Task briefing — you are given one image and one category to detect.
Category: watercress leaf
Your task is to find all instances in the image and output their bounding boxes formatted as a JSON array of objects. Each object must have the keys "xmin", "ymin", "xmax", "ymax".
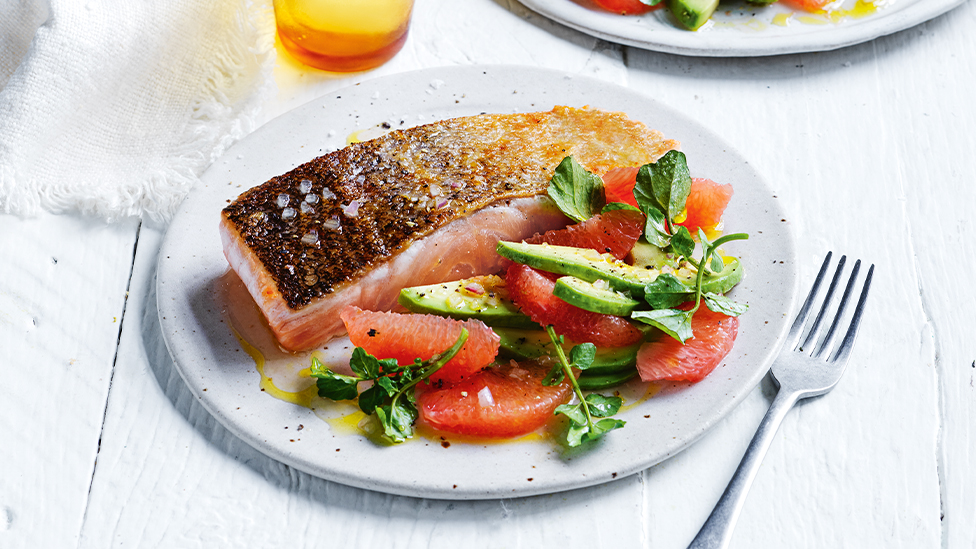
[
  {"xmin": 348, "ymin": 347, "xmax": 396, "ymax": 379},
  {"xmin": 582, "ymin": 418, "xmax": 627, "ymax": 442},
  {"xmin": 710, "ymin": 255, "xmax": 725, "ymax": 273},
  {"xmin": 309, "ymin": 357, "xmax": 330, "ymax": 378},
  {"xmin": 642, "ymin": 207, "xmax": 671, "ymax": 248},
  {"xmin": 631, "ymin": 308, "xmax": 695, "ymax": 343},
  {"xmin": 555, "ymin": 403, "xmax": 586, "ymax": 425},
  {"xmin": 670, "ymin": 225, "xmax": 696, "ymax": 259},
  {"xmin": 314, "ymin": 370, "xmax": 361, "ymax": 401},
  {"xmin": 374, "ymin": 376, "xmax": 399, "ymax": 396},
  {"xmin": 637, "ymin": 150, "xmax": 692, "ymax": 221},
  {"xmin": 543, "ymin": 363, "xmax": 565, "ymax": 386},
  {"xmin": 565, "ymin": 422, "xmax": 587, "ymax": 447},
  {"xmin": 703, "ymin": 292, "xmax": 750, "ymax": 316},
  {"xmin": 547, "ymin": 156, "xmax": 606, "ymax": 222},
  {"xmin": 602, "ymin": 202, "xmax": 642, "ymax": 213},
  {"xmin": 570, "ymin": 343, "xmax": 597, "ymax": 371},
  {"xmin": 698, "ymin": 228, "xmax": 713, "ymax": 249},
  {"xmin": 357, "ymin": 385, "xmax": 386, "ymax": 414},
  {"xmin": 642, "ymin": 273, "xmax": 694, "ymax": 310},
  {"xmin": 584, "ymin": 393, "xmax": 623, "ymax": 418},
  {"xmin": 376, "ymin": 401, "xmax": 417, "ymax": 444}
]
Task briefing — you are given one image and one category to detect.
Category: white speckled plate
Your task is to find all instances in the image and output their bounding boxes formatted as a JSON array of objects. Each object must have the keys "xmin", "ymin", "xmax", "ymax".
[
  {"xmin": 156, "ymin": 65, "xmax": 797, "ymax": 500},
  {"xmin": 520, "ymin": 0, "xmax": 964, "ymax": 57}
]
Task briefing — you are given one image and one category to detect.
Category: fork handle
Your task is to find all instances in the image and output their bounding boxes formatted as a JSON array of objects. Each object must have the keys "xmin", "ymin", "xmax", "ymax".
[{"xmin": 687, "ymin": 388, "xmax": 801, "ymax": 549}]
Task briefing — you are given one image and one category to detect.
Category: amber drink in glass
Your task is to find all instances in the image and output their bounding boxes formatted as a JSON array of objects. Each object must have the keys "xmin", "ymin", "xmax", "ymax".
[{"xmin": 273, "ymin": 0, "xmax": 414, "ymax": 72}]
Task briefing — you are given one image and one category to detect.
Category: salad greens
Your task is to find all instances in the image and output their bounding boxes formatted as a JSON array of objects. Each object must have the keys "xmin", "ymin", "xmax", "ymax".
[
  {"xmin": 311, "ymin": 329, "xmax": 469, "ymax": 444},
  {"xmin": 550, "ymin": 150, "xmax": 749, "ymax": 345},
  {"xmin": 312, "ymin": 149, "xmax": 747, "ymax": 449},
  {"xmin": 543, "ymin": 326, "xmax": 625, "ymax": 446}
]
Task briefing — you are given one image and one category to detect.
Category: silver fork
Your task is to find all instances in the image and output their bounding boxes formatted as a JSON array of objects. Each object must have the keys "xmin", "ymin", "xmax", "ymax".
[{"xmin": 687, "ymin": 252, "xmax": 875, "ymax": 549}]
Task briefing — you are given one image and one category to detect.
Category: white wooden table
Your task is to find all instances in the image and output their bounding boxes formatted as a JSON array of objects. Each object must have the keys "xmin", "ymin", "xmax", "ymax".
[{"xmin": 3, "ymin": 1, "xmax": 975, "ymax": 547}]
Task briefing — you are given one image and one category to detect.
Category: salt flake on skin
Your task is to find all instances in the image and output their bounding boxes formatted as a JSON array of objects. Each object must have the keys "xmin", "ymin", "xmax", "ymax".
[{"xmin": 342, "ymin": 200, "xmax": 360, "ymax": 218}]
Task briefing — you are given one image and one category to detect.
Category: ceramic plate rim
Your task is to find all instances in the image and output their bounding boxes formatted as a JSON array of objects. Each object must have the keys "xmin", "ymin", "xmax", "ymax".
[
  {"xmin": 519, "ymin": 0, "xmax": 965, "ymax": 57},
  {"xmin": 156, "ymin": 65, "xmax": 798, "ymax": 500}
]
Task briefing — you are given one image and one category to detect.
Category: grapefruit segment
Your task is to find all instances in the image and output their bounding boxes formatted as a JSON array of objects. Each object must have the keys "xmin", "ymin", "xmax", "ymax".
[
  {"xmin": 678, "ymin": 178, "xmax": 734, "ymax": 236},
  {"xmin": 594, "ymin": 0, "xmax": 663, "ymax": 14},
  {"xmin": 415, "ymin": 358, "xmax": 573, "ymax": 438},
  {"xmin": 340, "ymin": 306, "xmax": 500, "ymax": 384},
  {"xmin": 782, "ymin": 0, "xmax": 830, "ymax": 11},
  {"xmin": 636, "ymin": 305, "xmax": 738, "ymax": 382},
  {"xmin": 603, "ymin": 169, "xmax": 733, "ymax": 237},
  {"xmin": 602, "ymin": 167, "xmax": 640, "ymax": 208},
  {"xmin": 526, "ymin": 208, "xmax": 644, "ymax": 259},
  {"xmin": 505, "ymin": 263, "xmax": 644, "ymax": 348}
]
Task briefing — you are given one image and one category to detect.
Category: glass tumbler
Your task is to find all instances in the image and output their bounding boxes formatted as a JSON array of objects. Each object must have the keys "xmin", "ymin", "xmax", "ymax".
[{"xmin": 273, "ymin": 0, "xmax": 414, "ymax": 72}]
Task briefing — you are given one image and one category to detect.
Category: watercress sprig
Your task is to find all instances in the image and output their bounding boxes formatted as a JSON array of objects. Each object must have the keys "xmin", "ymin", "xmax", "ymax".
[
  {"xmin": 310, "ymin": 329, "xmax": 469, "ymax": 443},
  {"xmin": 624, "ymin": 150, "xmax": 749, "ymax": 343},
  {"xmin": 543, "ymin": 325, "xmax": 625, "ymax": 447}
]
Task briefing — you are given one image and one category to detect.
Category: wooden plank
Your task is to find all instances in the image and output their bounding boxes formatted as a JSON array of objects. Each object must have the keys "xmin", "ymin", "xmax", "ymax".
[
  {"xmin": 0, "ymin": 213, "xmax": 139, "ymax": 548},
  {"xmin": 874, "ymin": 5, "xmax": 976, "ymax": 547},
  {"xmin": 626, "ymin": 12, "xmax": 964, "ymax": 545}
]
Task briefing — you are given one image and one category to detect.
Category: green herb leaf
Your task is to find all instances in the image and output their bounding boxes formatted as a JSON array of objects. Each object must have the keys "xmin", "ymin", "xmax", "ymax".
[
  {"xmin": 602, "ymin": 202, "xmax": 642, "ymax": 213},
  {"xmin": 314, "ymin": 371, "xmax": 361, "ymax": 401},
  {"xmin": 374, "ymin": 376, "xmax": 399, "ymax": 396},
  {"xmin": 349, "ymin": 347, "xmax": 398, "ymax": 380},
  {"xmin": 543, "ymin": 363, "xmax": 565, "ymax": 386},
  {"xmin": 642, "ymin": 273, "xmax": 694, "ymax": 310},
  {"xmin": 555, "ymin": 403, "xmax": 586, "ymax": 425},
  {"xmin": 375, "ymin": 401, "xmax": 418, "ymax": 444},
  {"xmin": 635, "ymin": 150, "xmax": 692, "ymax": 222},
  {"xmin": 585, "ymin": 393, "xmax": 623, "ymax": 418},
  {"xmin": 566, "ymin": 422, "xmax": 587, "ymax": 447},
  {"xmin": 670, "ymin": 225, "xmax": 696, "ymax": 259},
  {"xmin": 642, "ymin": 207, "xmax": 671, "ymax": 248},
  {"xmin": 357, "ymin": 385, "xmax": 386, "ymax": 414},
  {"xmin": 703, "ymin": 292, "xmax": 750, "ymax": 316},
  {"xmin": 632, "ymin": 308, "xmax": 695, "ymax": 343},
  {"xmin": 310, "ymin": 358, "xmax": 362, "ymax": 401},
  {"xmin": 547, "ymin": 156, "xmax": 606, "ymax": 222},
  {"xmin": 570, "ymin": 343, "xmax": 597, "ymax": 370},
  {"xmin": 709, "ymin": 255, "xmax": 724, "ymax": 273},
  {"xmin": 582, "ymin": 418, "xmax": 626, "ymax": 442}
]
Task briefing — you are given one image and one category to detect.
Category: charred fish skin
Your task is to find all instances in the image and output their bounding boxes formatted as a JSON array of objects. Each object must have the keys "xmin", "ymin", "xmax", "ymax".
[{"xmin": 221, "ymin": 106, "xmax": 678, "ymax": 350}]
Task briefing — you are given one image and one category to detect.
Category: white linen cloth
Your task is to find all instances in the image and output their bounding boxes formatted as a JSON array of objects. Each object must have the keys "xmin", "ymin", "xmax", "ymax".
[{"xmin": 0, "ymin": 0, "xmax": 276, "ymax": 221}]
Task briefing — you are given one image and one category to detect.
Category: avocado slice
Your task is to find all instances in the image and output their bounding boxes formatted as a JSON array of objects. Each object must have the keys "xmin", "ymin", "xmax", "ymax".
[
  {"xmin": 667, "ymin": 0, "xmax": 720, "ymax": 30},
  {"xmin": 496, "ymin": 241, "xmax": 743, "ymax": 298},
  {"xmin": 578, "ymin": 369, "xmax": 639, "ymax": 391},
  {"xmin": 628, "ymin": 238, "xmax": 676, "ymax": 270},
  {"xmin": 493, "ymin": 327, "xmax": 640, "ymax": 375},
  {"xmin": 553, "ymin": 276, "xmax": 641, "ymax": 316},
  {"xmin": 398, "ymin": 276, "xmax": 539, "ymax": 329}
]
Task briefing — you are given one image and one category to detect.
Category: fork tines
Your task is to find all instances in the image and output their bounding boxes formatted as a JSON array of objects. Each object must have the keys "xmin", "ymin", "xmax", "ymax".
[{"xmin": 790, "ymin": 252, "xmax": 875, "ymax": 363}]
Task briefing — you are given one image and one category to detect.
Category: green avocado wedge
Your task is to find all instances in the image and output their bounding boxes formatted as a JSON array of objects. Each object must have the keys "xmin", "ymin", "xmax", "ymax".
[
  {"xmin": 398, "ymin": 277, "xmax": 539, "ymax": 329},
  {"xmin": 667, "ymin": 0, "xmax": 720, "ymax": 30},
  {"xmin": 496, "ymin": 241, "xmax": 744, "ymax": 299},
  {"xmin": 493, "ymin": 327, "xmax": 640, "ymax": 375},
  {"xmin": 577, "ymin": 369, "xmax": 639, "ymax": 391},
  {"xmin": 553, "ymin": 276, "xmax": 641, "ymax": 316}
]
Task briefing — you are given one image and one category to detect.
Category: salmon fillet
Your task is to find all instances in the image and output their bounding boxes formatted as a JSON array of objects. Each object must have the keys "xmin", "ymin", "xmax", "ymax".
[{"xmin": 220, "ymin": 106, "xmax": 678, "ymax": 351}]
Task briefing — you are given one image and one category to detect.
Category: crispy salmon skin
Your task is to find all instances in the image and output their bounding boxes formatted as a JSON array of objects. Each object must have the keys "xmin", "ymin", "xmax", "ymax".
[{"xmin": 220, "ymin": 106, "xmax": 678, "ymax": 351}]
